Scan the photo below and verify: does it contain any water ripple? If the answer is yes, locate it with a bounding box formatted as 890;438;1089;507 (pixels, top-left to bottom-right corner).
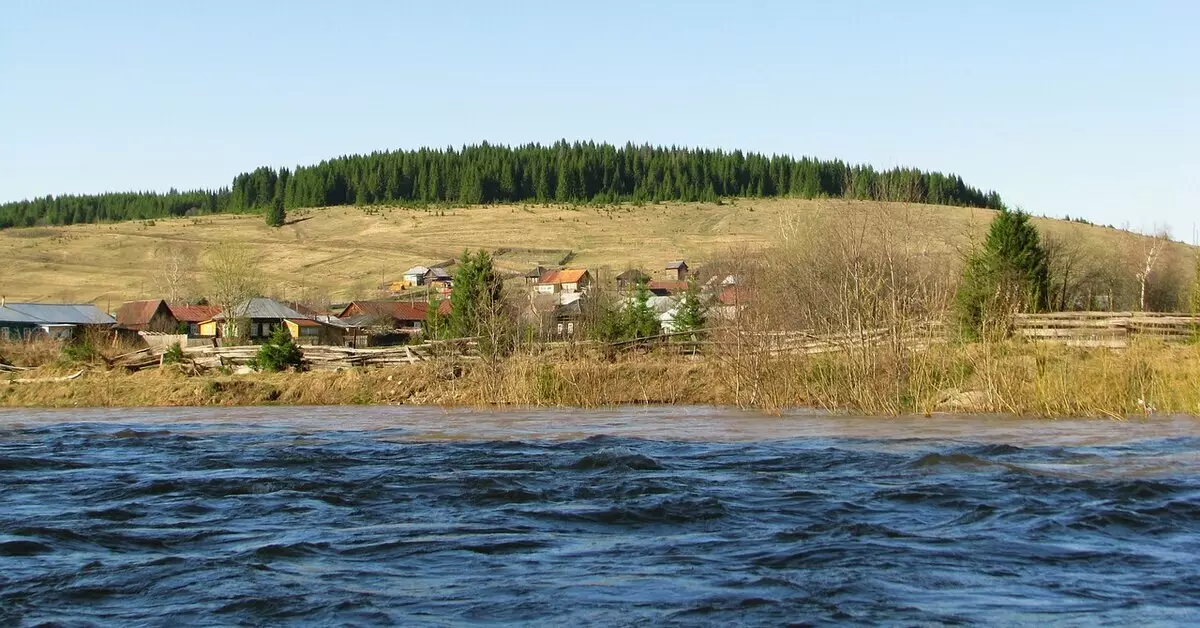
0;411;1198;625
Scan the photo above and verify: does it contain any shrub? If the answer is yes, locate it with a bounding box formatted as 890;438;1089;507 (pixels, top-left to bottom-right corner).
252;327;304;372
162;343;184;365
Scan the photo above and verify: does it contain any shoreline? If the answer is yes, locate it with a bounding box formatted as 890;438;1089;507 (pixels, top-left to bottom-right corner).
3;342;1199;417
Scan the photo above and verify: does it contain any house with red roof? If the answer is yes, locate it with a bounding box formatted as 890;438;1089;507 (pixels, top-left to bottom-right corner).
534;268;592;295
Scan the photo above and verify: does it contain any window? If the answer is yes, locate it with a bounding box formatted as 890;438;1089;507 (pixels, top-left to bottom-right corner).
0;327;8;341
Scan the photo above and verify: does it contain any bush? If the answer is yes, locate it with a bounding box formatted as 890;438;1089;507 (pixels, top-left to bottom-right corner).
60;337;99;365
162;343;184;365
252;327;304;372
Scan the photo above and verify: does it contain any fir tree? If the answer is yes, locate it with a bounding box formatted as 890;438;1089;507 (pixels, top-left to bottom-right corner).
266;195;285;227
672;278;707;335
624;280;661;339
448;250;504;338
955;209;1050;337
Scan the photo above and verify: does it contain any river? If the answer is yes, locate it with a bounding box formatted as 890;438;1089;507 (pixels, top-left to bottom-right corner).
1;407;1198;625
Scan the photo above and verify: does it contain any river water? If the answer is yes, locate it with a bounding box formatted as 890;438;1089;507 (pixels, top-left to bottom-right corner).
1;407;1198;625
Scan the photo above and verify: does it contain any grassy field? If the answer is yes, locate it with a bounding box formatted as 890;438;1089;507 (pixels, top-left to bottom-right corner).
0;198;1193;305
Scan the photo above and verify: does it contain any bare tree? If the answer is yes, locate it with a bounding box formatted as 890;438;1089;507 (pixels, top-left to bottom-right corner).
1136;230;1168;311
202;243;263;338
152;247;197;303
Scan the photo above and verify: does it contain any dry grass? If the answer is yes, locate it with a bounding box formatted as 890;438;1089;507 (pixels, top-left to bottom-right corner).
2;341;1198;417
2;199;1189;305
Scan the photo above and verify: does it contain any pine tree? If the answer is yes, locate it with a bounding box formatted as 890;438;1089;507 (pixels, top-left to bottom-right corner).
955;209;1050;338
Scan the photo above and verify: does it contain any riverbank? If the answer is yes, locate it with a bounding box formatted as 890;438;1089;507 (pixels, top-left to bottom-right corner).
3;340;1198;416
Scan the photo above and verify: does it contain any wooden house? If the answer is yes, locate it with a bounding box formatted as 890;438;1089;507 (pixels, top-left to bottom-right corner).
115;300;178;333
168;304;223;337
615;269;650;291
200;297;337;345
666;260;689;281
648;280;689;296
535;269;592;295
0;299;116;341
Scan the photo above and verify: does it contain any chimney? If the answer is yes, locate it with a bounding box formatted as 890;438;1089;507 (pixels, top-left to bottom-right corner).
1;296;5;307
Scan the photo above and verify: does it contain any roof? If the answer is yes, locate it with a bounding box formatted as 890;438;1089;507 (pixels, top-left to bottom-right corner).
0;303;116;326
525;265;551;278
666;260;688;269
718;285;750;305
648;280;689;294
554;300;583;318
427;267;452;280
169;304;223;323
286;318;322;328
214;297;309;321
338;300;429;322
403;266;429;277
538;268;589;285
115;300;168;327
616;269;649;281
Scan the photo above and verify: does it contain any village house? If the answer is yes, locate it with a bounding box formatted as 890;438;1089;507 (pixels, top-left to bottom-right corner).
199;297;339;345
403;266;430;286
169;304;223;337
648;280;689;297
535;269;592;295
0;299;116;341
615;269;650;291
115;299;178;333
524;265;553;286
526;292;585;338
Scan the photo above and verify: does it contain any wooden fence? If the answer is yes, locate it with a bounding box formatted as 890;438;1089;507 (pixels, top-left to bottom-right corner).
1012;312;1200;348
97;312;1197;372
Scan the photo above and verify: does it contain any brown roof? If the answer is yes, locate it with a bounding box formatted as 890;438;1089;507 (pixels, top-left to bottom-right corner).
538;268;589;285
648;280;689;294
338;300;430;322
286;318;322;328
116;300;168;328
169;304;223;323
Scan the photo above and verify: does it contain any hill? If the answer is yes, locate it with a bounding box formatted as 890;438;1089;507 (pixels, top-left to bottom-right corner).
1;198;1193;308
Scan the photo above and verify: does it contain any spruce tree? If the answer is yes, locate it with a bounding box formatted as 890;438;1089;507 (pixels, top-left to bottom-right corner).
448;250;504;338
266;195;285;227
672;278;707;335
624;280;661;339
954;209;1050;338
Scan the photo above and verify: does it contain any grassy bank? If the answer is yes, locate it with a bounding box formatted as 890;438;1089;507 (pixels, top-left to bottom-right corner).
2;341;1198;417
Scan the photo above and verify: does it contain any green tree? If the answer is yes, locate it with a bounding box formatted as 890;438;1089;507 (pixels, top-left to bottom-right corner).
954;209;1050;338
254;326;304;372
624;280;661;339
448;250;504;338
423;297;449;340
672;278;707;334
266;195;285;227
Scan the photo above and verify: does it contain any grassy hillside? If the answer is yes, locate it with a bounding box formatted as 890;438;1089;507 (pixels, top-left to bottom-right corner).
0;199;1193;306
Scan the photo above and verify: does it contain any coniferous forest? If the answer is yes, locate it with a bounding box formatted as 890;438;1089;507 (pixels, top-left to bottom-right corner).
0;141;1004;229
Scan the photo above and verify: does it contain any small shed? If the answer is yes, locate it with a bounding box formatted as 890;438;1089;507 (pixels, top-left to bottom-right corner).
666;260;689;281
403;266;430;286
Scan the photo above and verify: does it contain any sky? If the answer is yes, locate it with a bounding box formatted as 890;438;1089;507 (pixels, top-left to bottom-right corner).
2;0;1197;238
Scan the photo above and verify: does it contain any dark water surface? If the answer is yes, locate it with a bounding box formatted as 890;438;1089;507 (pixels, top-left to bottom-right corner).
1;407;1198;626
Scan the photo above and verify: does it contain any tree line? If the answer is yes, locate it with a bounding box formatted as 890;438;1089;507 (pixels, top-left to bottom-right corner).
0;141;1005;229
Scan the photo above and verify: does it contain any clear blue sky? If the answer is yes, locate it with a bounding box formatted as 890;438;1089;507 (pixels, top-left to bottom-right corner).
2;1;1196;236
